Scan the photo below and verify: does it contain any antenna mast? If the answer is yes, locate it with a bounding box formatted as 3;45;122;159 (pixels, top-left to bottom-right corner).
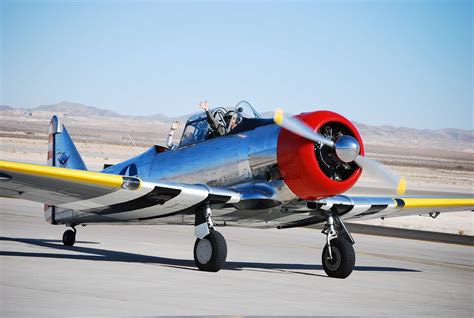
127;134;141;155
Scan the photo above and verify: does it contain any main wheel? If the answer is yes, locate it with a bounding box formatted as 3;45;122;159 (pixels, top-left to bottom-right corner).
322;237;355;278
193;229;227;272
62;229;76;246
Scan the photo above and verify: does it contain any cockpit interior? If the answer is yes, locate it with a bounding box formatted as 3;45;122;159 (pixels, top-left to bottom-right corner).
179;101;273;148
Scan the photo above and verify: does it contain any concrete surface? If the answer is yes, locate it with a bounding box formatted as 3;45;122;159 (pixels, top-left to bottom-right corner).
1;198;473;316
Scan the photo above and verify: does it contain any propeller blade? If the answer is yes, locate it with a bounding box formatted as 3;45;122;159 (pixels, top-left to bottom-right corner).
354;155;407;195
273;108;406;194
274;109;334;147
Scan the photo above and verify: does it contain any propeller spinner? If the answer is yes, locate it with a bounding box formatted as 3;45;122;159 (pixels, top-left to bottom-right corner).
274;109;407;195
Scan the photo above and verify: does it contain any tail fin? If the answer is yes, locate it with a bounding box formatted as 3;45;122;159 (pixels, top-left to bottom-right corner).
45;115;87;224
47;115;87;170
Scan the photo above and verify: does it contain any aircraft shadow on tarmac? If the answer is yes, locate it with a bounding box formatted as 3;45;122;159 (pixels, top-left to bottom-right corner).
0;237;421;276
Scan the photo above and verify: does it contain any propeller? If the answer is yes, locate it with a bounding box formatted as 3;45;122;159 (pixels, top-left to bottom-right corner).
274;109;407;195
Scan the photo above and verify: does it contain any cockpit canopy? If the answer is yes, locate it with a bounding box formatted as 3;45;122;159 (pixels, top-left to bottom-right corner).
179;101;266;148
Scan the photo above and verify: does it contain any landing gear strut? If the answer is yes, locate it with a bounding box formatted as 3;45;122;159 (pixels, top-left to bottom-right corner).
321;213;355;278
62;226;76;246
193;204;227;272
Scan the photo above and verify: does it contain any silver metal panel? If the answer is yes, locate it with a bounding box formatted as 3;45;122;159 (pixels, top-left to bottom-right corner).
56;186;151;210
149;134;245;186
236;133;253;182
248;125;280;172
314;195;398;220
103;147;156;177
145;124;283;188
53;181;242;224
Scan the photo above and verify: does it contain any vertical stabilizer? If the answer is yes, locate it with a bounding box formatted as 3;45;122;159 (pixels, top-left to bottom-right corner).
45;115;87;224
47;115;87;170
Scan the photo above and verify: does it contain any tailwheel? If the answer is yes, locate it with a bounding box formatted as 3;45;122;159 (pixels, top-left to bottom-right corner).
62;229;76;246
193;229;227;272
322;237;355;278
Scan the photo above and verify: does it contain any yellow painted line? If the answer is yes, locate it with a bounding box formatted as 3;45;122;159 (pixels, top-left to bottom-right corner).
274;108;284;125
0;160;126;188
401;197;474;209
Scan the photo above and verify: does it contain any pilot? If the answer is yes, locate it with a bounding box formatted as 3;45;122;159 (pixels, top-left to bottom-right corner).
199;101;226;137
227;111;238;131
166;120;180;149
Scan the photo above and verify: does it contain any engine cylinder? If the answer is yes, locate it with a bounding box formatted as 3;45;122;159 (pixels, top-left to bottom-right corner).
276;110;364;200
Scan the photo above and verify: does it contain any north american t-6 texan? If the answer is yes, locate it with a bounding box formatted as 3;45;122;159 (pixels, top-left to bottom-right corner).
1;101;473;278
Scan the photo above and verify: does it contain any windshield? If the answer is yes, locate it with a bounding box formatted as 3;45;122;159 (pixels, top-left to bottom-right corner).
179;118;209;148
234;101;262;119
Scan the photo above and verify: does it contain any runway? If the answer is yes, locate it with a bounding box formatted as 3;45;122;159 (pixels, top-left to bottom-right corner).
1;198;473;316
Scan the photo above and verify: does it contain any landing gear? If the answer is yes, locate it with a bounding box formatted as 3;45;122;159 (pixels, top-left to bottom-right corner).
193;204;227;272
62;227;76;246
321;213;355;278
194;229;227;272
322;237;355;278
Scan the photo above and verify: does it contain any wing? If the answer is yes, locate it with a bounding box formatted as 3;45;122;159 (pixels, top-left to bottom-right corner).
0;160;240;224
313;195;474;221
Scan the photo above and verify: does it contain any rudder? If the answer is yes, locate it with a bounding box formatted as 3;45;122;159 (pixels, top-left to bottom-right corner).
47;115;87;170
45;115;87;224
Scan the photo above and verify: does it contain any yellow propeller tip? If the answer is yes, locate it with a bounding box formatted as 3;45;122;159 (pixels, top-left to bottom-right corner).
274;108;284;125
397;178;407;195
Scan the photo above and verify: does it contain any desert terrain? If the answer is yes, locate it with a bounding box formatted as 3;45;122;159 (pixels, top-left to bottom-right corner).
1;102;472;235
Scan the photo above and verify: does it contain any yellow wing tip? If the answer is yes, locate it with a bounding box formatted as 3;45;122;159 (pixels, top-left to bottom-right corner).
397;178;407;195
274;108;284;125
402;197;474;208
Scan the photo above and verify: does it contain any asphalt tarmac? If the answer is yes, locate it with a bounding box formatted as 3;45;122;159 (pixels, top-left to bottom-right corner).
1;198;473;316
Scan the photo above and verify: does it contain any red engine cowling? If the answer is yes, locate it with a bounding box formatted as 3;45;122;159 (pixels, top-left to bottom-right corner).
276;110;364;200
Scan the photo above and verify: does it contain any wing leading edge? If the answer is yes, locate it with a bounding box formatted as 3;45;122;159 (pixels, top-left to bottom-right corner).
313;195;474;220
0;160;241;224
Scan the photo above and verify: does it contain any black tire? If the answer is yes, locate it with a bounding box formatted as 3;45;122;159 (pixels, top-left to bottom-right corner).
193;229;227;272
322;237;355;278
62;229;76;246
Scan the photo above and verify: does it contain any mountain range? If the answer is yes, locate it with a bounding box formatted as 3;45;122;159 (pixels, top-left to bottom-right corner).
2;101;472;152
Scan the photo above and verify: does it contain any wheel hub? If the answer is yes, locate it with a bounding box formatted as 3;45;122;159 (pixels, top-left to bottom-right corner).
195;238;212;264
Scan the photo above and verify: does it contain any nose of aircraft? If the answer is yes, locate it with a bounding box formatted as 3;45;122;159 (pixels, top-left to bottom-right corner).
275;110;364;200
275;109;407;196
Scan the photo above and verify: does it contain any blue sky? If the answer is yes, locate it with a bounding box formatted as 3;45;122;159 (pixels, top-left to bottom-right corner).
1;0;472;129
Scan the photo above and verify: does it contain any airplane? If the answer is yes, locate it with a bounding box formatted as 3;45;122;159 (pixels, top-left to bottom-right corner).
1;100;473;278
